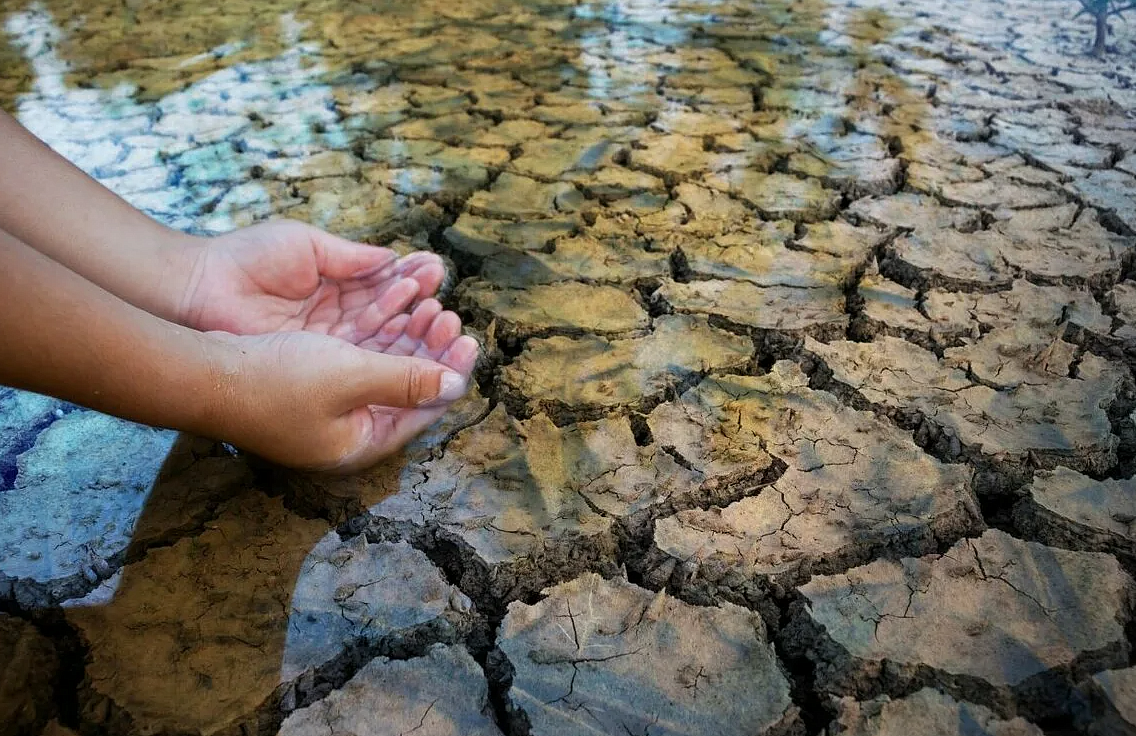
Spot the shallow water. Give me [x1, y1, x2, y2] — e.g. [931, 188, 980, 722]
[0, 0, 938, 234]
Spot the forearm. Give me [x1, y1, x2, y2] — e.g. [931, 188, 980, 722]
[0, 111, 202, 324]
[0, 228, 220, 435]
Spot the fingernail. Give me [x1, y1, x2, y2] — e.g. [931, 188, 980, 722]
[436, 371, 468, 403]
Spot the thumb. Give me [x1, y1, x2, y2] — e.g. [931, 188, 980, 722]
[338, 351, 469, 410]
[312, 231, 397, 280]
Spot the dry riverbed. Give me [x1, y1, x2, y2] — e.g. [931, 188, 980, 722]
[2, 0, 1136, 734]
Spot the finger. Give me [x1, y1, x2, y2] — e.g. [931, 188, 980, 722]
[405, 299, 443, 340]
[332, 404, 451, 472]
[374, 313, 410, 349]
[337, 271, 415, 315]
[358, 251, 437, 289]
[356, 313, 411, 353]
[439, 335, 480, 375]
[394, 251, 443, 275]
[346, 277, 421, 338]
[340, 352, 468, 410]
[312, 230, 399, 279]
[422, 311, 462, 355]
[378, 328, 423, 357]
[382, 300, 444, 356]
[401, 259, 446, 300]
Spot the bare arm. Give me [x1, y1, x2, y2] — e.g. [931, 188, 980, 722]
[0, 228, 213, 432]
[0, 227, 468, 470]
[0, 111, 201, 324]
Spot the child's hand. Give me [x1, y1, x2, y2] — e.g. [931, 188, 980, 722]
[0, 113, 482, 471]
[203, 325, 478, 472]
[173, 220, 483, 470]
[178, 220, 447, 346]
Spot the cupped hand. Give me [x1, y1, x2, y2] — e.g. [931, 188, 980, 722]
[176, 219, 482, 470]
[178, 219, 448, 344]
[204, 314, 479, 472]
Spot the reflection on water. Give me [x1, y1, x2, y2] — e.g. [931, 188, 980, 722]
[4, 5, 360, 234]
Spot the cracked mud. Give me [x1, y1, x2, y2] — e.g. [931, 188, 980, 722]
[2, 0, 1136, 734]
[496, 573, 800, 736]
[789, 530, 1134, 719]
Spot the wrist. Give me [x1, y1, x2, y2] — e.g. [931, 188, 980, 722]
[153, 228, 210, 328]
[185, 329, 247, 442]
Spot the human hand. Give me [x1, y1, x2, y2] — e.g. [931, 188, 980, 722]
[177, 219, 483, 470]
[178, 219, 447, 343]
[202, 318, 479, 472]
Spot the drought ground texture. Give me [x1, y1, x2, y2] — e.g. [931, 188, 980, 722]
[1, 0, 1136, 734]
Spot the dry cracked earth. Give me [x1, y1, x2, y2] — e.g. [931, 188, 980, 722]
[2, 0, 1136, 734]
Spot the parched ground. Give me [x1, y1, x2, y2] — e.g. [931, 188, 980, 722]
[1, 0, 1136, 734]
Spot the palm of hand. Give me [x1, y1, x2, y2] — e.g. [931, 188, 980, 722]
[183, 220, 448, 347]
[182, 221, 480, 464]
